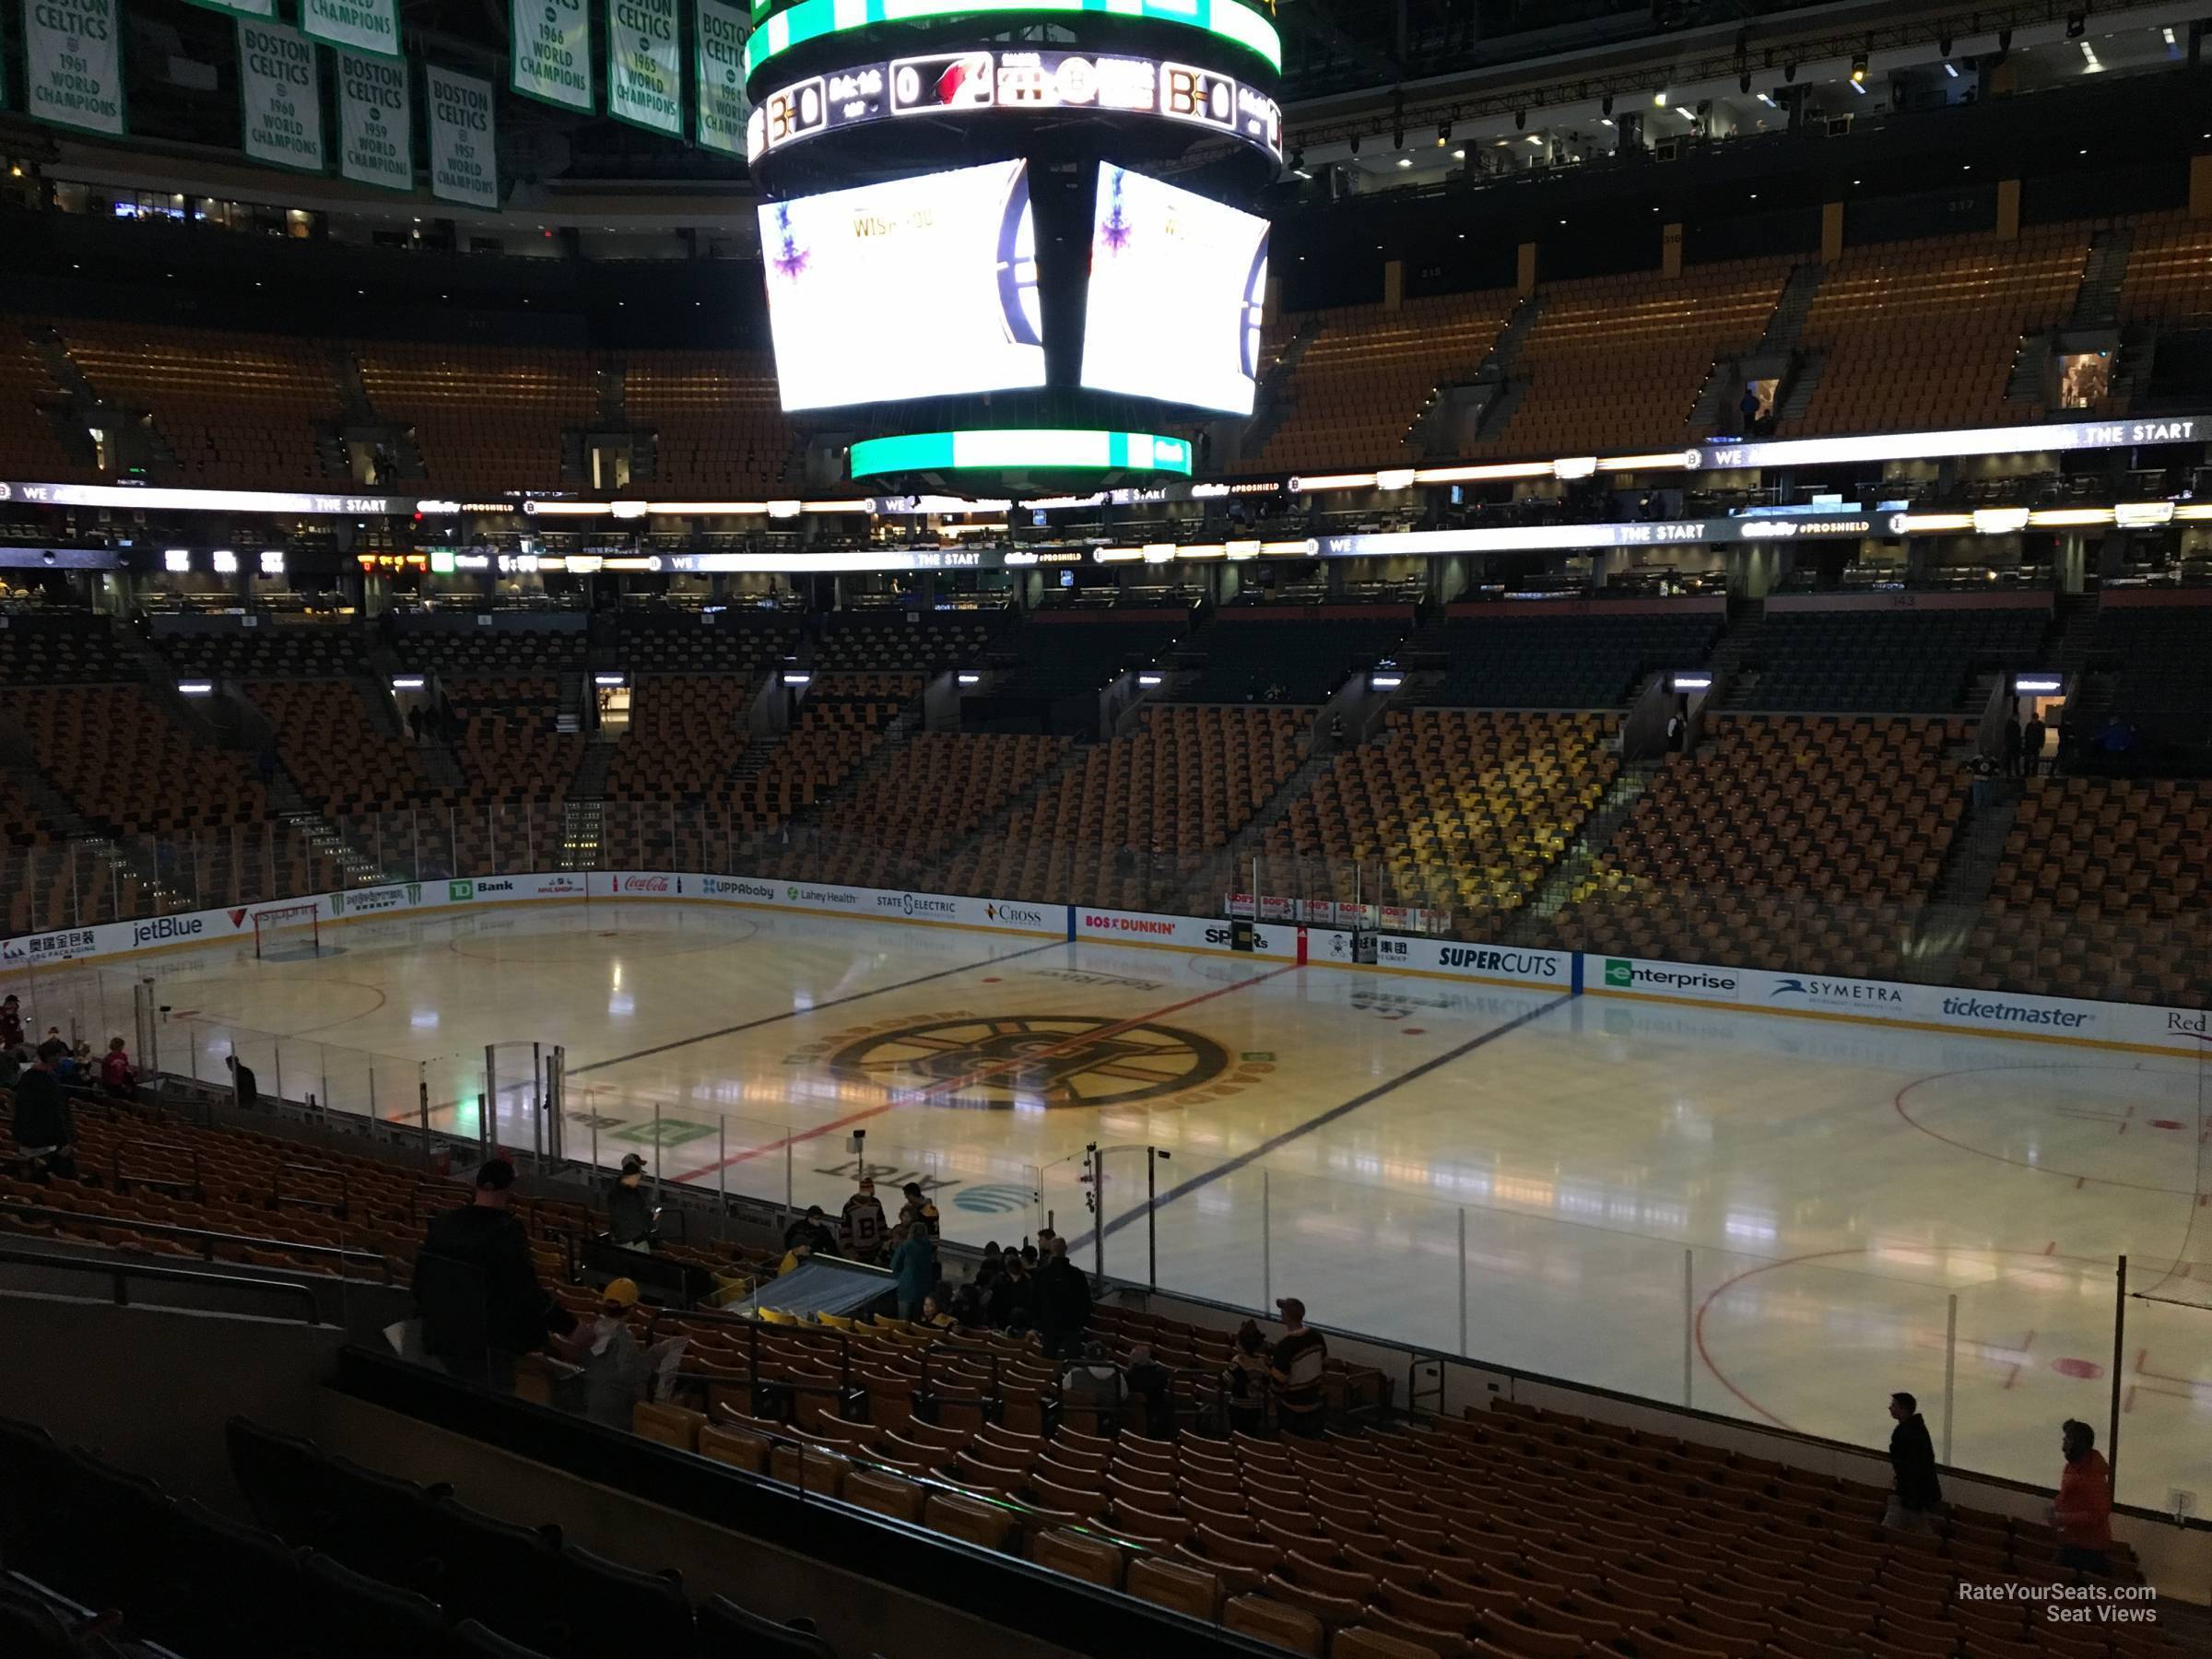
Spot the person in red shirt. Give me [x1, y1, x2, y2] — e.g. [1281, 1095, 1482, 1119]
[2052, 1418, 2114, 1575]
[100, 1037, 138, 1101]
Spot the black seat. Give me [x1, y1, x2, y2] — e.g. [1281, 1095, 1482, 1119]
[697, 1594, 840, 1659]
[0, 1580, 81, 1659]
[444, 1618, 559, 1658]
[167, 1497, 310, 1656]
[226, 1417, 340, 1546]
[319, 1456, 451, 1586]
[413, 1498, 559, 1635]
[301, 1552, 448, 1659]
[534, 1545, 691, 1658]
[0, 1417, 68, 1558]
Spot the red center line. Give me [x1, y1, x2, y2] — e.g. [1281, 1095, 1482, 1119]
[669, 960, 1302, 1184]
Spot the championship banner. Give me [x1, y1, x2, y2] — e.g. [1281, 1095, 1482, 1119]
[22, 0, 127, 135]
[607, 0, 681, 135]
[427, 63, 499, 209]
[237, 19, 325, 173]
[693, 0, 748, 155]
[304, 0, 400, 58]
[511, 0, 593, 111]
[182, 0, 274, 17]
[337, 48, 411, 190]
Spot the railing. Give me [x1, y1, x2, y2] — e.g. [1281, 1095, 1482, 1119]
[0, 1201, 392, 1284]
[0, 1242, 324, 1324]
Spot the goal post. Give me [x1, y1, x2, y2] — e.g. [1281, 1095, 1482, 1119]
[253, 903, 322, 960]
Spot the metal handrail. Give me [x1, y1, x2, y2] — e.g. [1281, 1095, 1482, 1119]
[0, 1199, 393, 1283]
[111, 1140, 203, 1196]
[0, 1243, 323, 1324]
[272, 1162, 350, 1217]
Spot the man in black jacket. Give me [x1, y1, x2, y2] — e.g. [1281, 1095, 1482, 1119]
[411, 1158, 576, 1387]
[226, 1053, 260, 1112]
[606, 1153, 655, 1253]
[1885, 1391, 1942, 1533]
[1036, 1238, 1093, 1360]
[12, 1049, 75, 1181]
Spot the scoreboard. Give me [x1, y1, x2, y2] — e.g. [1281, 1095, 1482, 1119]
[749, 48, 1282, 165]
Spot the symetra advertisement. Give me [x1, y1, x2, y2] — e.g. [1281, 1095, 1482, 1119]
[759, 160, 1048, 412]
[1080, 162, 1268, 416]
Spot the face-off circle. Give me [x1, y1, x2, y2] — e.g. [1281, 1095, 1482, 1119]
[825, 1013, 1230, 1109]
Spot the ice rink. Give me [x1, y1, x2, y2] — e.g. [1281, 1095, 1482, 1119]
[37, 899, 2210, 1511]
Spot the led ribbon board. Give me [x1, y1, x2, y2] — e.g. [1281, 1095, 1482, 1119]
[851, 430, 1194, 477]
[744, 0, 1282, 81]
[751, 48, 1282, 165]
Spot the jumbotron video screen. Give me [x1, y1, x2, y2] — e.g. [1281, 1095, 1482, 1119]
[758, 159, 1045, 412]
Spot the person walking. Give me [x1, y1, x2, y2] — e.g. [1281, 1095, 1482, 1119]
[100, 1037, 138, 1101]
[897, 1182, 939, 1242]
[2004, 710, 2024, 778]
[411, 1157, 577, 1388]
[12, 1048, 76, 1182]
[1883, 1391, 1942, 1533]
[226, 1053, 260, 1112]
[1269, 1297, 1329, 1437]
[2052, 1419, 2114, 1575]
[1036, 1238, 1093, 1360]
[605, 1153, 655, 1253]
[2023, 712, 2048, 778]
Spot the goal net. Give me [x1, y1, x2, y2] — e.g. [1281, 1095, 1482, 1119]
[253, 903, 322, 960]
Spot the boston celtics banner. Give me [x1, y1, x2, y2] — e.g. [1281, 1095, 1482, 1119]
[238, 18, 325, 172]
[427, 63, 499, 209]
[23, 0, 127, 135]
[511, 0, 593, 111]
[337, 48, 411, 190]
[693, 0, 748, 155]
[184, 0, 274, 17]
[304, 0, 400, 58]
[607, 0, 681, 135]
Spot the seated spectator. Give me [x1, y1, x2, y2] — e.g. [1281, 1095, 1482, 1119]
[917, 1291, 957, 1333]
[99, 1038, 137, 1102]
[1125, 1343, 1174, 1439]
[947, 1277, 987, 1328]
[410, 1157, 578, 1389]
[1221, 1320, 1270, 1435]
[1061, 1342, 1129, 1424]
[989, 1253, 1036, 1330]
[782, 1205, 837, 1257]
[891, 1223, 937, 1322]
[571, 1277, 650, 1430]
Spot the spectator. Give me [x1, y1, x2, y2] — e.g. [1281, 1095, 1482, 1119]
[777, 1239, 815, 1277]
[100, 1037, 137, 1101]
[37, 1028, 66, 1066]
[1222, 1320, 1271, 1435]
[840, 1178, 888, 1265]
[2052, 1419, 2114, 1575]
[0, 994, 23, 1049]
[407, 704, 425, 742]
[227, 1053, 260, 1112]
[1269, 1297, 1329, 1437]
[2022, 712, 2047, 777]
[411, 1157, 577, 1389]
[11, 1048, 76, 1182]
[897, 1182, 940, 1242]
[782, 1205, 837, 1257]
[917, 1291, 957, 1333]
[0, 1042, 23, 1092]
[1737, 383, 1762, 434]
[1125, 1343, 1175, 1439]
[948, 1277, 987, 1328]
[2004, 711, 2023, 778]
[1036, 1237, 1093, 1360]
[605, 1153, 655, 1253]
[890, 1222, 936, 1322]
[1061, 1342, 1129, 1424]
[989, 1253, 1036, 1330]
[1884, 1391, 1942, 1533]
[571, 1277, 650, 1430]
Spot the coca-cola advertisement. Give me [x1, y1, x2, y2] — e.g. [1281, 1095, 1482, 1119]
[621, 875, 672, 894]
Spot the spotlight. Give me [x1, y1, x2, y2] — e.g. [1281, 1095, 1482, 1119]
[1783, 60, 1796, 81]
[1653, 89, 1667, 106]
[1739, 71, 1751, 93]
[1850, 53, 1867, 83]
[1938, 31, 1952, 54]
[1348, 132, 1360, 154]
[1437, 119, 1453, 144]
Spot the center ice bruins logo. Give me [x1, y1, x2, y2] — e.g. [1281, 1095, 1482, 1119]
[794, 1012, 1269, 1111]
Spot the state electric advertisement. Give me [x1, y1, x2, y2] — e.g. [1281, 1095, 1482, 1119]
[1079, 162, 1268, 416]
[759, 159, 1047, 412]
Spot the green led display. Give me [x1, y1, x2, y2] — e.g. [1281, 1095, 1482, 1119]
[851, 429, 1195, 477]
[745, 0, 1282, 81]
